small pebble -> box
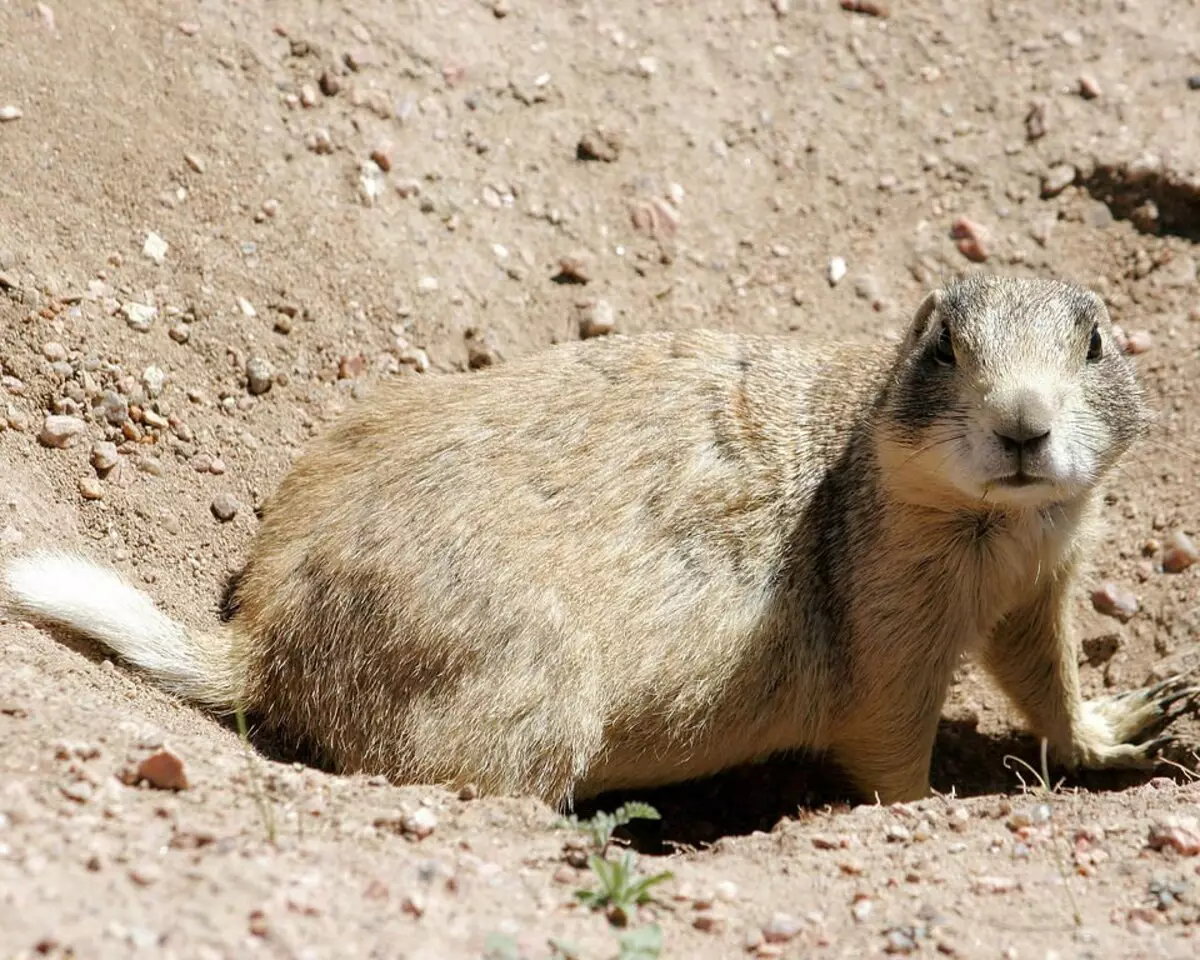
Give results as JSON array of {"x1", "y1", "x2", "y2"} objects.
[
  {"x1": 41, "y1": 341, "x2": 67, "y2": 362},
  {"x1": 91, "y1": 441, "x2": 119, "y2": 472},
  {"x1": 1040, "y1": 163, "x2": 1076, "y2": 198},
  {"x1": 577, "y1": 128, "x2": 622, "y2": 163},
  {"x1": 840, "y1": 0, "x2": 888, "y2": 15},
  {"x1": 1163, "y1": 532, "x2": 1198, "y2": 573},
  {"x1": 1079, "y1": 74, "x2": 1102, "y2": 99},
  {"x1": 136, "y1": 748, "x2": 189, "y2": 791},
  {"x1": 1091, "y1": 582, "x2": 1138, "y2": 621},
  {"x1": 78, "y1": 477, "x2": 104, "y2": 501},
  {"x1": 245, "y1": 357, "x2": 273, "y2": 395},
  {"x1": 129, "y1": 863, "x2": 162, "y2": 886},
  {"x1": 401, "y1": 807, "x2": 437, "y2": 839},
  {"x1": 122, "y1": 302, "x2": 156, "y2": 332},
  {"x1": 553, "y1": 255, "x2": 591, "y2": 284},
  {"x1": 1123, "y1": 329, "x2": 1153, "y2": 355},
  {"x1": 319, "y1": 71, "x2": 342, "y2": 96},
  {"x1": 762, "y1": 912, "x2": 802, "y2": 943},
  {"x1": 950, "y1": 216, "x2": 989, "y2": 262},
  {"x1": 0, "y1": 106, "x2": 23, "y2": 122},
  {"x1": 184, "y1": 152, "x2": 206, "y2": 173},
  {"x1": 370, "y1": 144, "x2": 393, "y2": 172},
  {"x1": 100, "y1": 391, "x2": 129, "y2": 426},
  {"x1": 577, "y1": 298, "x2": 616, "y2": 339},
  {"x1": 39, "y1": 415, "x2": 86, "y2": 449},
  {"x1": 1148, "y1": 815, "x2": 1200, "y2": 855},
  {"x1": 395, "y1": 178, "x2": 421, "y2": 199},
  {"x1": 142, "y1": 366, "x2": 166, "y2": 399},
  {"x1": 142, "y1": 232, "x2": 168, "y2": 265},
  {"x1": 211, "y1": 494, "x2": 240, "y2": 523},
  {"x1": 828, "y1": 257, "x2": 847, "y2": 286}
]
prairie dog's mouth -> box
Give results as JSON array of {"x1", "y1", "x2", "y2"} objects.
[{"x1": 991, "y1": 473, "x2": 1049, "y2": 490}]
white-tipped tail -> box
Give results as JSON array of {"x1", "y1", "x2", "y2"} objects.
[{"x1": 3, "y1": 550, "x2": 239, "y2": 709}]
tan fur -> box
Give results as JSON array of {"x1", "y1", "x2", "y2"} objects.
[{"x1": 7, "y1": 274, "x2": 1195, "y2": 808}]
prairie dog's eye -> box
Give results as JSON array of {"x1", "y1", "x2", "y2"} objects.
[
  {"x1": 933, "y1": 323, "x2": 956, "y2": 367},
  {"x1": 1087, "y1": 324, "x2": 1103, "y2": 362}
]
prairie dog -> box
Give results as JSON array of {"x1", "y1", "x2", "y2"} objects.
[{"x1": 5, "y1": 274, "x2": 1194, "y2": 808}]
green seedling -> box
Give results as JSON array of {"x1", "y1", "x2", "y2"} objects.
[
  {"x1": 575, "y1": 850, "x2": 673, "y2": 926},
  {"x1": 617, "y1": 924, "x2": 663, "y2": 960},
  {"x1": 555, "y1": 801, "x2": 662, "y2": 853}
]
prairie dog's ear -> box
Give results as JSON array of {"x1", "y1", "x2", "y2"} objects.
[{"x1": 903, "y1": 289, "x2": 943, "y2": 350}]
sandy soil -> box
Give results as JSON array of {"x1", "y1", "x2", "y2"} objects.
[{"x1": 3, "y1": 0, "x2": 1200, "y2": 957}]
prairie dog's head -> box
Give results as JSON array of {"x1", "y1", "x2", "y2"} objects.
[{"x1": 877, "y1": 274, "x2": 1149, "y2": 512}]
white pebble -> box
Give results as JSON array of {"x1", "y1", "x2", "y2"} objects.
[
  {"x1": 39, "y1": 415, "x2": 86, "y2": 449},
  {"x1": 0, "y1": 106, "x2": 23, "y2": 122},
  {"x1": 417, "y1": 276, "x2": 439, "y2": 295},
  {"x1": 142, "y1": 366, "x2": 166, "y2": 399},
  {"x1": 121, "y1": 302, "x2": 156, "y2": 332},
  {"x1": 142, "y1": 232, "x2": 168, "y2": 265},
  {"x1": 828, "y1": 257, "x2": 847, "y2": 286},
  {"x1": 237, "y1": 296, "x2": 257, "y2": 318}
]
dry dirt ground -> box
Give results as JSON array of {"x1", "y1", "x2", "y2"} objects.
[{"x1": 3, "y1": 0, "x2": 1200, "y2": 957}]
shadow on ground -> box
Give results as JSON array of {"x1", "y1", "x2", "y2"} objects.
[{"x1": 579, "y1": 717, "x2": 1189, "y2": 855}]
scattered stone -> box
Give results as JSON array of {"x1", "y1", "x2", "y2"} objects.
[
  {"x1": 1163, "y1": 532, "x2": 1199, "y2": 573},
  {"x1": 1079, "y1": 74, "x2": 1102, "y2": 100},
  {"x1": 552, "y1": 254, "x2": 591, "y2": 285},
  {"x1": 417, "y1": 276, "x2": 439, "y2": 295},
  {"x1": 464, "y1": 329, "x2": 501, "y2": 369},
  {"x1": 762, "y1": 912, "x2": 802, "y2": 943},
  {"x1": 142, "y1": 366, "x2": 166, "y2": 399},
  {"x1": 99, "y1": 391, "x2": 129, "y2": 426},
  {"x1": 41, "y1": 341, "x2": 66, "y2": 362},
  {"x1": 886, "y1": 824, "x2": 912, "y2": 843},
  {"x1": 840, "y1": 0, "x2": 888, "y2": 15},
  {"x1": 142, "y1": 232, "x2": 168, "y2": 265},
  {"x1": 184, "y1": 152, "x2": 205, "y2": 173},
  {"x1": 91, "y1": 441, "x2": 119, "y2": 473},
  {"x1": 828, "y1": 256, "x2": 847, "y2": 286},
  {"x1": 129, "y1": 863, "x2": 162, "y2": 886},
  {"x1": 1091, "y1": 582, "x2": 1138, "y2": 621},
  {"x1": 1148, "y1": 815, "x2": 1200, "y2": 855},
  {"x1": 1189, "y1": 76, "x2": 1200, "y2": 91},
  {"x1": 1024, "y1": 102, "x2": 1047, "y2": 140},
  {"x1": 39, "y1": 415, "x2": 86, "y2": 449},
  {"x1": 0, "y1": 106, "x2": 23, "y2": 122},
  {"x1": 396, "y1": 346, "x2": 430, "y2": 373},
  {"x1": 401, "y1": 807, "x2": 437, "y2": 839},
  {"x1": 395, "y1": 178, "x2": 421, "y2": 199},
  {"x1": 401, "y1": 893, "x2": 426, "y2": 917},
  {"x1": 577, "y1": 298, "x2": 616, "y2": 339},
  {"x1": 237, "y1": 296, "x2": 257, "y2": 318},
  {"x1": 299, "y1": 83, "x2": 319, "y2": 108},
  {"x1": 177, "y1": 21, "x2": 200, "y2": 36},
  {"x1": 135, "y1": 748, "x2": 189, "y2": 791},
  {"x1": 319, "y1": 71, "x2": 342, "y2": 96},
  {"x1": 307, "y1": 128, "x2": 334, "y2": 154},
  {"x1": 210, "y1": 493, "x2": 240, "y2": 523},
  {"x1": 971, "y1": 875, "x2": 1020, "y2": 894},
  {"x1": 121, "y1": 302, "x2": 156, "y2": 332},
  {"x1": 693, "y1": 912, "x2": 724, "y2": 933},
  {"x1": 1040, "y1": 163, "x2": 1076, "y2": 198},
  {"x1": 1123, "y1": 329, "x2": 1153, "y2": 355},
  {"x1": 577, "y1": 128, "x2": 622, "y2": 163},
  {"x1": 78, "y1": 477, "x2": 104, "y2": 501},
  {"x1": 245, "y1": 357, "x2": 273, "y2": 395},
  {"x1": 457, "y1": 783, "x2": 478, "y2": 801},
  {"x1": 950, "y1": 216, "x2": 989, "y2": 262},
  {"x1": 370, "y1": 144, "x2": 393, "y2": 172}
]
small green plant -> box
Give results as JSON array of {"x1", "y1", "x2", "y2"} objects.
[
  {"x1": 555, "y1": 801, "x2": 661, "y2": 853},
  {"x1": 575, "y1": 850, "x2": 673, "y2": 926},
  {"x1": 617, "y1": 924, "x2": 663, "y2": 960}
]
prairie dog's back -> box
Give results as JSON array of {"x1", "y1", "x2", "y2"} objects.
[{"x1": 227, "y1": 328, "x2": 890, "y2": 791}]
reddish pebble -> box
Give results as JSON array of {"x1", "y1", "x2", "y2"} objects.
[
  {"x1": 1090, "y1": 582, "x2": 1138, "y2": 622},
  {"x1": 136, "y1": 748, "x2": 189, "y2": 791},
  {"x1": 1149, "y1": 816, "x2": 1200, "y2": 855},
  {"x1": 370, "y1": 145, "x2": 393, "y2": 172},
  {"x1": 178, "y1": 21, "x2": 200, "y2": 36},
  {"x1": 1123, "y1": 329, "x2": 1153, "y2": 354},
  {"x1": 950, "y1": 217, "x2": 989, "y2": 263},
  {"x1": 1163, "y1": 532, "x2": 1199, "y2": 573}
]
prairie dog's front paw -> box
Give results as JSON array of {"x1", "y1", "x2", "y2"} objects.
[{"x1": 1067, "y1": 675, "x2": 1199, "y2": 771}]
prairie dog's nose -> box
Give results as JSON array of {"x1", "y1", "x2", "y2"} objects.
[{"x1": 992, "y1": 389, "x2": 1054, "y2": 456}]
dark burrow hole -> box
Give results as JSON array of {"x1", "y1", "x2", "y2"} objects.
[
  {"x1": 1078, "y1": 163, "x2": 1200, "y2": 242},
  {"x1": 577, "y1": 718, "x2": 1191, "y2": 856}
]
